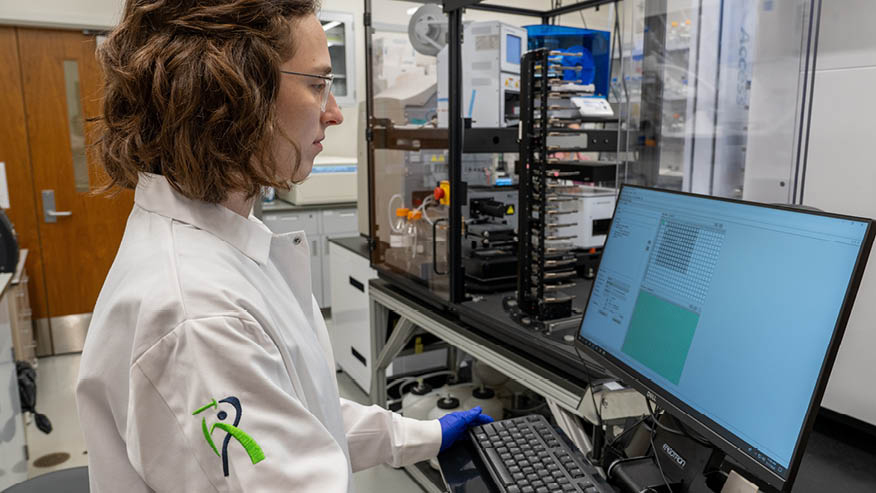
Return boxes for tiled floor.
[24,354,88,478]
[22,353,424,492]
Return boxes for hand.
[438,406,494,452]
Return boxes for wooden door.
[17,28,133,353]
[0,27,49,340]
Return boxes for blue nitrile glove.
[438,406,494,452]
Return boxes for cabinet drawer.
[262,211,319,235]
[321,208,358,235]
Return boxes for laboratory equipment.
[555,186,616,250]
[525,25,611,97]
[437,21,527,128]
[577,185,874,491]
[277,156,357,205]
[463,188,519,293]
[515,48,618,324]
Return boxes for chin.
[292,159,315,182]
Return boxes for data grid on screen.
[643,217,725,312]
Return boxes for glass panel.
[369,3,449,300]
[615,0,817,202]
[63,60,89,193]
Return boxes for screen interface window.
[506,34,521,65]
[579,187,868,478]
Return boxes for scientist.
[75,0,491,491]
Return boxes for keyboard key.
[558,477,570,484]
[513,473,525,481]
[532,481,545,489]
[509,466,521,474]
[547,463,559,471]
[522,466,534,474]
[547,482,559,491]
[552,470,565,479]
[536,488,549,493]
[570,468,584,478]
[500,453,511,460]
[507,487,520,493]
[562,485,577,492]
[485,448,514,485]
[521,487,534,493]
[497,447,509,454]
[527,473,539,482]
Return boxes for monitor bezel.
[574,184,875,492]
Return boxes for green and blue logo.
[193,396,265,477]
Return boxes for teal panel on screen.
[621,290,699,384]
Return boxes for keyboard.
[469,414,612,493]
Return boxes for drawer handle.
[349,277,364,292]
[351,347,366,366]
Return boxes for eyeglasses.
[280,70,334,111]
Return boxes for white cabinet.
[262,207,358,309]
[329,241,378,391]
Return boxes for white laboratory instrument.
[279,156,357,205]
[437,21,527,128]
[556,186,616,249]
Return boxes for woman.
[75,1,491,491]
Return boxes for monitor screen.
[506,34,521,65]
[577,185,872,488]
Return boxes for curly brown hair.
[96,0,320,203]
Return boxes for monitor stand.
[606,420,730,493]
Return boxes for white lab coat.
[76,173,442,492]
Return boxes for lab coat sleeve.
[126,315,349,493]
[340,397,442,471]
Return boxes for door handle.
[42,190,72,223]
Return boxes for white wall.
[0,0,123,29]
[803,0,876,426]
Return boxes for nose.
[321,93,344,127]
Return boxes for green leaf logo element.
[211,423,266,465]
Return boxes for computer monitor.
[576,185,874,491]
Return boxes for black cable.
[645,397,713,448]
[606,414,648,450]
[573,345,604,428]
[649,418,674,492]
[573,344,605,460]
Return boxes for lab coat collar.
[134,173,272,265]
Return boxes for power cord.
[649,421,674,492]
[645,397,713,448]
[573,344,605,459]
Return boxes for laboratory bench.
[366,278,876,493]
